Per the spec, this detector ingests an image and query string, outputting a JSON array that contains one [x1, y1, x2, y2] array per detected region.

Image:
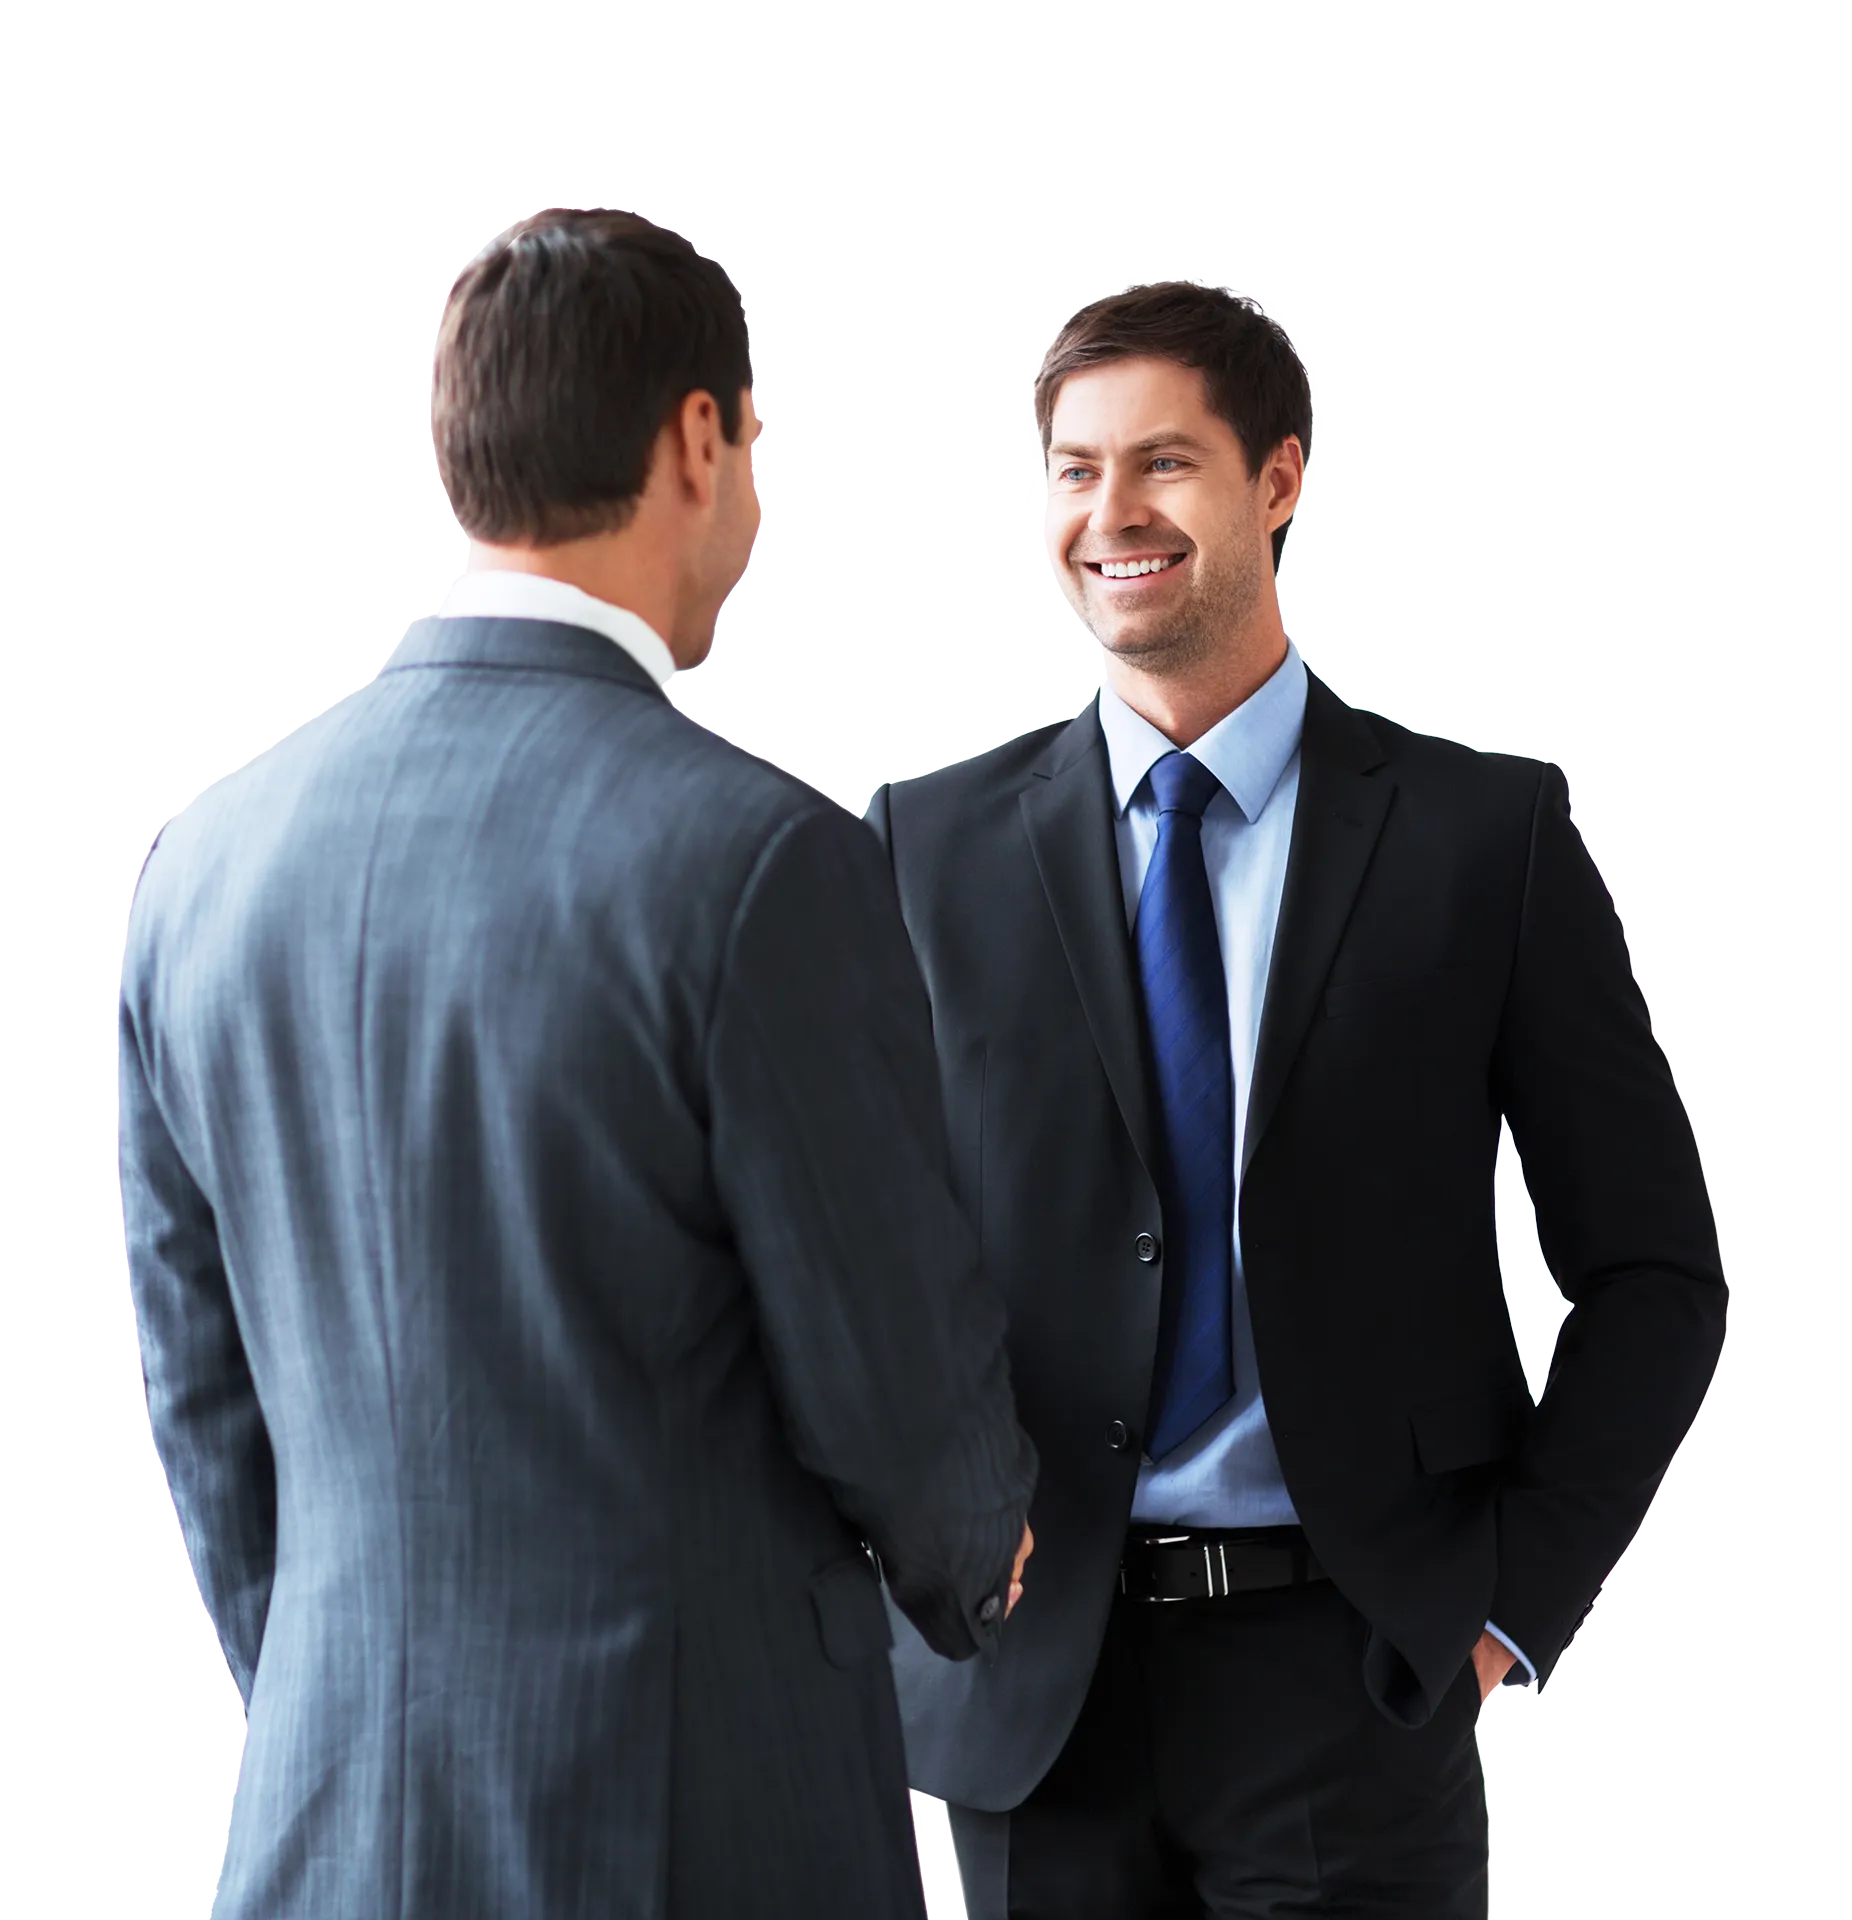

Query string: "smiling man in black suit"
[[867, 283, 1725, 1918]]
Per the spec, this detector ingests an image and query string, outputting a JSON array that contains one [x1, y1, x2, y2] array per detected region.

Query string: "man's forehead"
[[1047, 357, 1224, 451]]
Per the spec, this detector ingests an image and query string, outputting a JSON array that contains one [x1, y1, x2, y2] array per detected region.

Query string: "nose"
[[1088, 463, 1149, 537]]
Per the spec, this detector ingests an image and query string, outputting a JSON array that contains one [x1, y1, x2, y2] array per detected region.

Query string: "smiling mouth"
[[1082, 553, 1187, 580]]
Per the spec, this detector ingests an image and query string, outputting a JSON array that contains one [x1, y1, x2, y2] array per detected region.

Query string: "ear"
[[665, 389, 726, 511], [1261, 434, 1305, 534]]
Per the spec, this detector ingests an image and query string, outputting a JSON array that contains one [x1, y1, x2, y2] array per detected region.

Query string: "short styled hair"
[[1034, 283, 1312, 570], [433, 208, 752, 546]]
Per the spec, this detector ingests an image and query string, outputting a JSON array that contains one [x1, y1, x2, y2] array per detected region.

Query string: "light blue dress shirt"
[[1101, 642, 1534, 1683]]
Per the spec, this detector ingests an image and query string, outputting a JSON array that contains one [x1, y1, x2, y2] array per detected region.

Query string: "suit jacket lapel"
[[1019, 705, 1157, 1183], [1244, 674, 1396, 1176]]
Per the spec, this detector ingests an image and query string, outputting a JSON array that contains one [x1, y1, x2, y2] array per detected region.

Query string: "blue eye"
[[1058, 467, 1092, 484], [1150, 458, 1182, 473]]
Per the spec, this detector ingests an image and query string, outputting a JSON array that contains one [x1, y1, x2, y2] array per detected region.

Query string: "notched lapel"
[[1244, 677, 1396, 1175], [1019, 708, 1157, 1182]]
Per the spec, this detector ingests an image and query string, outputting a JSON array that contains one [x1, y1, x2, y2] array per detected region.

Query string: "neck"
[[1104, 611, 1290, 748], [467, 527, 682, 659]]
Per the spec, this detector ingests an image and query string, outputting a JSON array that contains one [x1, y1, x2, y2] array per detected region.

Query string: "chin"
[[1061, 582, 1158, 662], [676, 624, 718, 671], [1094, 617, 1180, 664]]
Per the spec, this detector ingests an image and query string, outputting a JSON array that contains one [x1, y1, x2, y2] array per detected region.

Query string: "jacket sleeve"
[[119, 986, 277, 1707], [706, 803, 1037, 1660], [1488, 764, 1726, 1682]]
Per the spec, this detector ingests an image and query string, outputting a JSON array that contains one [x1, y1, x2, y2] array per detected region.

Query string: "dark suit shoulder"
[[130, 662, 851, 1037], [161, 656, 838, 878], [887, 716, 1079, 810], [1339, 695, 1550, 822], [628, 699, 838, 844]]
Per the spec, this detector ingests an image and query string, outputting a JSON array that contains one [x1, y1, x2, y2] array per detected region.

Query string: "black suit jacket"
[[119, 616, 1036, 1919], [868, 671, 1724, 1811]]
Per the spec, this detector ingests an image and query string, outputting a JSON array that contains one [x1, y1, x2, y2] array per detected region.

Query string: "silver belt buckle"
[[1120, 1533, 1226, 1603], [1121, 1561, 1180, 1601]]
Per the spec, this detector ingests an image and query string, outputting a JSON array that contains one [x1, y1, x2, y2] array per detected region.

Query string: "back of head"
[[1034, 283, 1312, 570], [432, 209, 753, 546]]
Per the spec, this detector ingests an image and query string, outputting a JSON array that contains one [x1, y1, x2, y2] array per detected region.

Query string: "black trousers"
[[948, 1579, 1487, 1919]]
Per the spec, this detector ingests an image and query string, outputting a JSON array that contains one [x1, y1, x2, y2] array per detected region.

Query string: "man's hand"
[[1006, 1524, 1035, 1616], [1471, 1630, 1517, 1702]]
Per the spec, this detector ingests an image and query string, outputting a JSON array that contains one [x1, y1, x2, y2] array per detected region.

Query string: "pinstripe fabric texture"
[[118, 616, 1035, 1920], [1136, 753, 1236, 1461]]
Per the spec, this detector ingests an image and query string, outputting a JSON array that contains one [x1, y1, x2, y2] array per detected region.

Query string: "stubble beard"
[[1082, 535, 1268, 680]]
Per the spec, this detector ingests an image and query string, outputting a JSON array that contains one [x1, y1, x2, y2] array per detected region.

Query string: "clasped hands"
[[1006, 1523, 1035, 1617]]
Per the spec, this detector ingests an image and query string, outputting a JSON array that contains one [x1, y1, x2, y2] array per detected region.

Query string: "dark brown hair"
[[433, 208, 752, 546], [1034, 283, 1312, 570]]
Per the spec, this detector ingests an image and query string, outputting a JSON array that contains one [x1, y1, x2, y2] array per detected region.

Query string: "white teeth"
[[1097, 556, 1180, 578]]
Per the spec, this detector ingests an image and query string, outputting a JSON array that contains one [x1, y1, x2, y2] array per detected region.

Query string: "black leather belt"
[[1120, 1526, 1329, 1602]]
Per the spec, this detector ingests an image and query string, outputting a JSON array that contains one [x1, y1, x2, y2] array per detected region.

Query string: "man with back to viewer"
[[117, 207, 1035, 1920], [867, 283, 1725, 1916]]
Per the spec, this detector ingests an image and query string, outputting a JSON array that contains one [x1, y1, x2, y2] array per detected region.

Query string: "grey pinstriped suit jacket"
[[119, 615, 1036, 1918]]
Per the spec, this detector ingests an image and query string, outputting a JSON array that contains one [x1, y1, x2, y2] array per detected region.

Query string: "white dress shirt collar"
[[1097, 641, 1308, 824], [438, 571, 677, 687]]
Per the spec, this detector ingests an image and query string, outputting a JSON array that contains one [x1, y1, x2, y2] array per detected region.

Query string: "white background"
[[3, 4, 1846, 1914]]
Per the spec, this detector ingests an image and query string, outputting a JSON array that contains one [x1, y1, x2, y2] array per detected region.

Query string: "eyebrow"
[[1047, 430, 1216, 460]]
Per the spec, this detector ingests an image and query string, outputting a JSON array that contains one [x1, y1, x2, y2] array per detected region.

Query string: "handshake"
[[1008, 1522, 1036, 1617]]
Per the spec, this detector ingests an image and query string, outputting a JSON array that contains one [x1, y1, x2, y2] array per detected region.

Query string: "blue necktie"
[[1137, 751, 1235, 1461]]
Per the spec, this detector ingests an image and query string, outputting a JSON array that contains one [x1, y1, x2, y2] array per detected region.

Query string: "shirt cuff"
[[1481, 1620, 1543, 1681], [1483, 1619, 1536, 1686]]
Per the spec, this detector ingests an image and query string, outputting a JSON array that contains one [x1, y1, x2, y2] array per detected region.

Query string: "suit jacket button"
[[1134, 1232, 1160, 1263], [977, 1594, 1002, 1625], [1107, 1420, 1131, 1452]]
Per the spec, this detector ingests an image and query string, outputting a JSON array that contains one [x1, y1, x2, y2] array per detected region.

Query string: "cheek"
[[735, 472, 762, 547], [1044, 508, 1081, 571], [1049, 543, 1083, 593]]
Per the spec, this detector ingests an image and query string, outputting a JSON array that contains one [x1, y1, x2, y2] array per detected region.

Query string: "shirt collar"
[[437, 571, 677, 687], [1097, 641, 1308, 824]]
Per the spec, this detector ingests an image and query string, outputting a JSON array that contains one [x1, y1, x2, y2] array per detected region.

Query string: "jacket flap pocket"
[[810, 1554, 894, 1670], [1409, 1391, 1529, 1473]]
